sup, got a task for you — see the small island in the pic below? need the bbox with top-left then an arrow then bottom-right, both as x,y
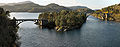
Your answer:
38,10 -> 87,31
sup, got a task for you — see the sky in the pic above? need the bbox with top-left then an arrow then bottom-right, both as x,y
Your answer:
0,0 -> 120,9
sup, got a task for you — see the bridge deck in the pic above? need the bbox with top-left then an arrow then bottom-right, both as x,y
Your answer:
16,19 -> 39,21
15,19 -> 47,21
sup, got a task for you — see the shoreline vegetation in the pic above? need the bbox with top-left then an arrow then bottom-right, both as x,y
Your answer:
0,8 -> 19,47
91,3 -> 120,22
38,10 -> 87,31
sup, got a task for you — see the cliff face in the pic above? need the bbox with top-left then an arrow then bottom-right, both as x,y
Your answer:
0,8 -> 18,47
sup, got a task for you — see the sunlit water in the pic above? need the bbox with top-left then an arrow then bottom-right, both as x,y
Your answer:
10,12 -> 120,47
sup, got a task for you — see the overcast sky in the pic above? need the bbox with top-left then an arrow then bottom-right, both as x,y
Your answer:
0,0 -> 120,9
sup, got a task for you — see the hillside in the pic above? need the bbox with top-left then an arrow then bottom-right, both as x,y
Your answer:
68,6 -> 93,13
0,1 -> 92,13
76,8 -> 94,13
0,1 -> 44,12
69,6 -> 88,10
92,3 -> 120,22
0,1 -> 71,12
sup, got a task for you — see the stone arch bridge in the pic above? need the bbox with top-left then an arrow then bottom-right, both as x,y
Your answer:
10,18 -> 48,26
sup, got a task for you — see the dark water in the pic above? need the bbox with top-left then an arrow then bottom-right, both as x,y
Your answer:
10,12 -> 120,47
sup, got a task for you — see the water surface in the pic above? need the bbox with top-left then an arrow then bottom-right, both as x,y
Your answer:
10,12 -> 120,47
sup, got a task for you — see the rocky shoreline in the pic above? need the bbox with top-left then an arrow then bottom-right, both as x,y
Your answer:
55,19 -> 86,32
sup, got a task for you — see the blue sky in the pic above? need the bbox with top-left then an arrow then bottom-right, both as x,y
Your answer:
0,0 -> 120,9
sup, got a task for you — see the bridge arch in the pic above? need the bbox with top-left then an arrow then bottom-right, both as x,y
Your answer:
10,18 -> 48,26
16,19 -> 40,26
16,20 -> 38,26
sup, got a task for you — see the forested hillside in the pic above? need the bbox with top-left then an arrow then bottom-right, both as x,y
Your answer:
92,4 -> 120,22
0,7 -> 18,47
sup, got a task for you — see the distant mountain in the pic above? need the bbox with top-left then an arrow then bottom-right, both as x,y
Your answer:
0,1 -> 34,6
0,1 -> 71,12
0,3 -> 6,6
0,1 -> 43,12
69,6 -> 88,10
44,3 -> 71,12
0,1 -> 91,13
46,3 -> 59,7
17,1 -> 34,4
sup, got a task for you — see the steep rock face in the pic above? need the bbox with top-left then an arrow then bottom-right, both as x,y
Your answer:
0,8 -> 18,47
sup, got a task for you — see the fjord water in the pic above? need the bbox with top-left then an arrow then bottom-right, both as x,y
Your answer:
10,12 -> 120,47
